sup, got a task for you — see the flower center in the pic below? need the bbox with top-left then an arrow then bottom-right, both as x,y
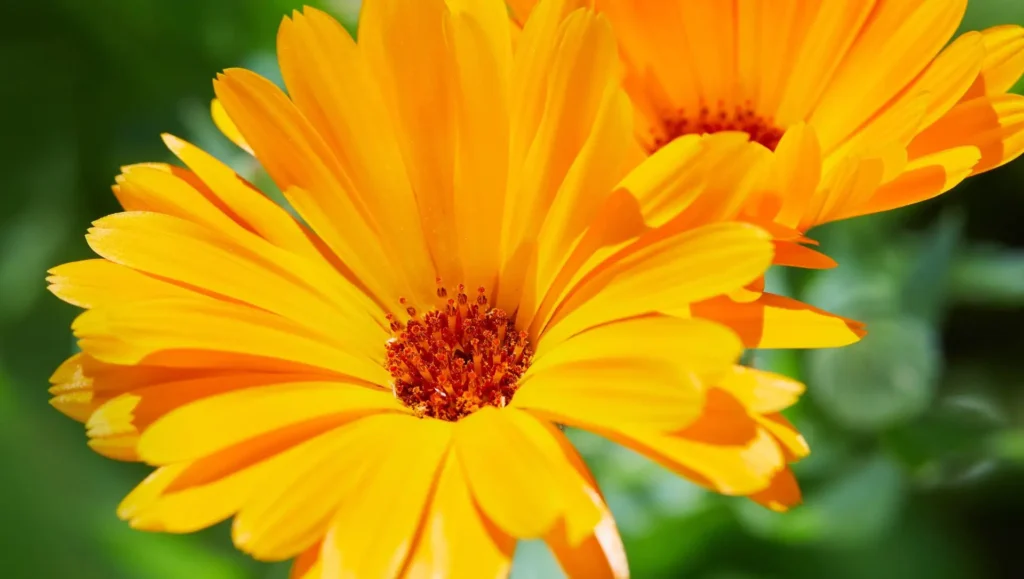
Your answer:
385,282 -> 533,422
651,100 -> 785,152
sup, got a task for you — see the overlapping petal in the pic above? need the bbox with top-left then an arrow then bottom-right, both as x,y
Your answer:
44,1 -> 835,577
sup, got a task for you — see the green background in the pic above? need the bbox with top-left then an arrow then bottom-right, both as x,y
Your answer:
2,1 -> 1023,577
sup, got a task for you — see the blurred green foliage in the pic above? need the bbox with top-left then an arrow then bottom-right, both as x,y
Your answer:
1,1 -> 1023,578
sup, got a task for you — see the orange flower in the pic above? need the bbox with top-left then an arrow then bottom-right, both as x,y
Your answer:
49,1 -> 819,577
509,0 -> 1024,232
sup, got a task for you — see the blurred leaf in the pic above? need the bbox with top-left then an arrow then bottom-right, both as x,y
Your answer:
900,210 -> 964,324
622,505 -> 734,578
886,392 -> 1006,489
99,523 -> 249,579
808,317 -> 941,432
990,429 -> 1024,464
786,410 -> 856,481
734,455 -> 905,548
800,263 -> 902,324
948,245 -> 1024,306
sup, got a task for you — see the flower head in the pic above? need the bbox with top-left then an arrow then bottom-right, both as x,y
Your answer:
510,0 -> 1024,230
50,1 -> 813,576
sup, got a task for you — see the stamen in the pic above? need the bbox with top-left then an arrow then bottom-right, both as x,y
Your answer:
386,283 -> 532,422
652,99 -> 785,152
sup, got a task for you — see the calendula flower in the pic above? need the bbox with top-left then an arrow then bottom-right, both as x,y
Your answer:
48,1 -> 816,577
508,0 -> 1022,353
510,0 -> 1024,229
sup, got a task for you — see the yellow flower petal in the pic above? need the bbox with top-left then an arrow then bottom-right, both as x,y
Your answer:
137,382 -> 404,465
402,450 -> 515,579
112,163 -> 247,232
500,3 -> 622,314
118,460 -> 261,533
120,419 -> 357,533
541,426 -> 629,579
515,317 -> 740,431
48,259 -> 194,310
888,31 -> 985,130
692,292 -> 865,349
613,134 -> 706,227
718,366 -> 805,414
320,415 -> 452,579
909,93 -> 1024,176
749,467 -> 802,513
810,0 -> 967,152
86,211 -> 385,358
358,0 -> 463,287
211,98 -> 252,154
214,68 -> 410,308
72,297 -> 388,383
234,414 -> 447,561
86,372 -> 326,458
771,123 -> 823,228
161,133 -> 322,260
840,146 -> 980,219
772,0 -> 878,126
47,353 -> 96,421
605,426 -> 784,496
964,25 -> 1024,98
525,134 -> 769,339
541,222 -> 773,349
290,543 -> 324,579
546,488 -> 629,579
758,413 -> 810,461
455,407 -> 599,540
276,9 -> 437,304
448,0 -> 514,292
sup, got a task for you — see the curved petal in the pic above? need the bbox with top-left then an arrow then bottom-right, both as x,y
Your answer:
759,413 -> 810,462
48,352 -> 220,429
358,0 -> 464,287
448,0 -> 514,292
48,259 -> 194,310
718,366 -> 805,414
602,425 -> 784,496
137,383 -> 406,464
72,297 -> 388,384
835,146 -> 980,219
85,372 -> 329,460
455,407 -> 600,540
541,425 -> 629,579
161,134 -> 322,260
118,417 -> 371,533
962,25 -> 1024,99
234,415 -> 450,563
515,317 -> 741,431
276,8 -> 437,303
908,93 -> 1024,176
86,212 -> 385,355
691,292 -> 865,349
810,0 -> 967,152
499,2 -> 623,314
211,98 -> 252,154
401,450 -> 515,579
540,222 -> 773,349
749,467 -> 802,512
320,416 -> 452,579
214,68 -> 411,308
289,542 -> 323,579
